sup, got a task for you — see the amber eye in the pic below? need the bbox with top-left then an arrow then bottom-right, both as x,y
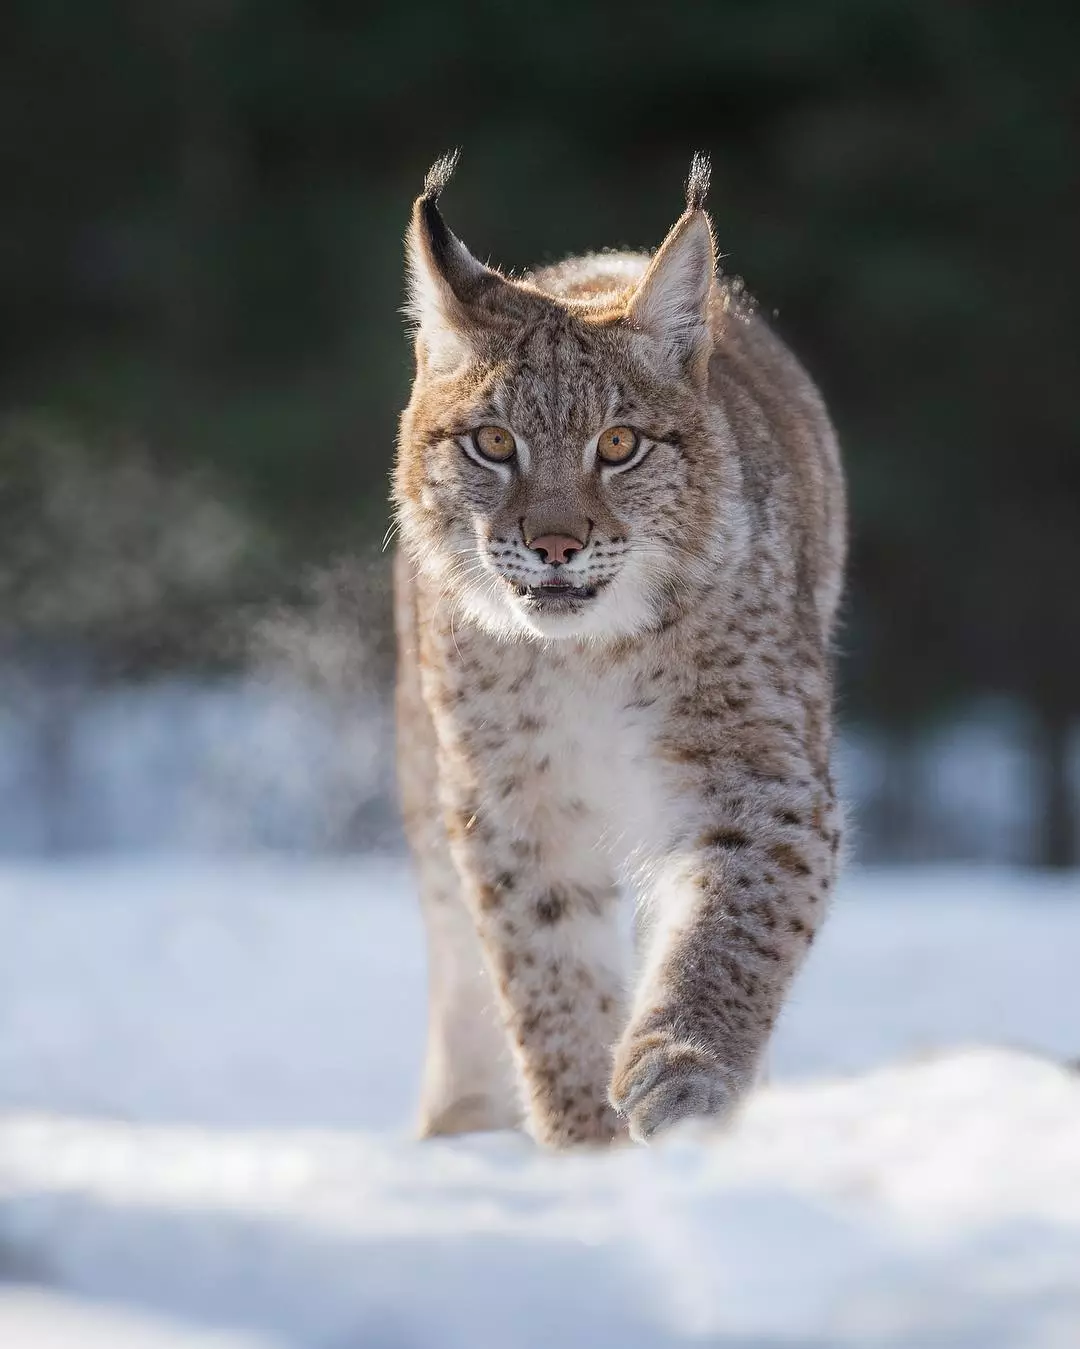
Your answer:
472,425 -> 517,462
596,425 -> 640,465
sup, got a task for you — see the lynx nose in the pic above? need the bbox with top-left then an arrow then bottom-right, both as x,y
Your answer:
526,533 -> 585,566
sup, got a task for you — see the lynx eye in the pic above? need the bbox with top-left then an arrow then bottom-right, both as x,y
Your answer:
471,425 -> 517,462
596,425 -> 640,466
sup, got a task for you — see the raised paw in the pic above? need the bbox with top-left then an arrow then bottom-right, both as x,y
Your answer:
609,1032 -> 738,1143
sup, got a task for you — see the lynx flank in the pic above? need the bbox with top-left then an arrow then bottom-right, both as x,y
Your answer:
393,153 -> 845,1147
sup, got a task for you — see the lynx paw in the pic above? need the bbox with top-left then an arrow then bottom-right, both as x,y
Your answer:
609,1034 -> 736,1144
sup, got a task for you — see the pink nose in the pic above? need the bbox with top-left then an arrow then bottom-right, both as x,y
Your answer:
528,533 -> 585,566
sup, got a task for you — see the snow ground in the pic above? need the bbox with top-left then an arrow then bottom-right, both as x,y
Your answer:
0,859 -> 1078,1348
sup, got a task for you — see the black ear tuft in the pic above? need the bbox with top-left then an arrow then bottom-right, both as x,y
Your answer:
418,151 -> 462,274
685,152 -> 711,213
423,149 -> 461,203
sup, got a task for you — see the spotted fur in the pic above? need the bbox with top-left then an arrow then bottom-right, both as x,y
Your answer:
393,154 -> 846,1147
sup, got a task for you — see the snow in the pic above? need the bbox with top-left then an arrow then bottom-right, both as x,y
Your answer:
1,859 -> 1078,1347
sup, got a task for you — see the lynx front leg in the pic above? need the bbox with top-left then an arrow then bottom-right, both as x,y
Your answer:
416,839 -> 522,1138
397,563 -> 519,1139
402,756 -> 520,1138
611,775 -> 841,1142
446,806 -> 628,1148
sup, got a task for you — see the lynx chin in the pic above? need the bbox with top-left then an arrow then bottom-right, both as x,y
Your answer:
393,152 -> 846,1147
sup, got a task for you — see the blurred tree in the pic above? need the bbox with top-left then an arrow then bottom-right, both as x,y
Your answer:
0,416 -> 271,847
0,417 -> 265,671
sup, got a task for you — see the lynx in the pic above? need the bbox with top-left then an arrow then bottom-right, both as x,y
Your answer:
393,153 -> 845,1147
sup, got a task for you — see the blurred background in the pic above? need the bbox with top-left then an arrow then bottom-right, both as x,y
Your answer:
2,6 -> 1080,1347
2,0 -> 1078,866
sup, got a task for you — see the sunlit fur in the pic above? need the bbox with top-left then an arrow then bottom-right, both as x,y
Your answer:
394,156 -> 847,1148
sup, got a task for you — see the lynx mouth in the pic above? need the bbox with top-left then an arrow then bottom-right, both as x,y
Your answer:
511,578 -> 606,607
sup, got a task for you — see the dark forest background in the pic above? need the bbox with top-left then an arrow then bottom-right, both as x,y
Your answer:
2,0 -> 1078,864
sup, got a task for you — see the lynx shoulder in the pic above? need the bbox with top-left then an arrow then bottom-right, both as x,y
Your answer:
393,153 -> 846,1147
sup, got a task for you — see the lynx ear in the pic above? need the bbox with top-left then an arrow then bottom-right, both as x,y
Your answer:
406,151 -> 506,373
627,153 -> 716,381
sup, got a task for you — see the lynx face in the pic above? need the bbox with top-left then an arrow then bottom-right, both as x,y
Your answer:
395,157 -> 732,642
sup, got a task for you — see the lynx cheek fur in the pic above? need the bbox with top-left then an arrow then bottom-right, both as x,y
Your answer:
393,152 -> 846,1147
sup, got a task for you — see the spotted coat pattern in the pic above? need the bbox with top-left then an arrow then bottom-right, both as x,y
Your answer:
394,157 -> 846,1147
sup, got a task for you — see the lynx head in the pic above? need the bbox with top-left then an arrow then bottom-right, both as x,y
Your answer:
394,152 -> 733,643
